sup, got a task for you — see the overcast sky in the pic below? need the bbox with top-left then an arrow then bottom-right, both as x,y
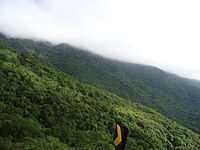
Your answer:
1,0 -> 200,80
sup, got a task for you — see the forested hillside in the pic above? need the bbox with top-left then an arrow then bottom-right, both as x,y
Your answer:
1,44 -> 200,149
1,34 -> 200,134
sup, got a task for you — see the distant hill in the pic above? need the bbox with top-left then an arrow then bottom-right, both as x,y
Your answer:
1,43 -> 200,149
1,34 -> 200,134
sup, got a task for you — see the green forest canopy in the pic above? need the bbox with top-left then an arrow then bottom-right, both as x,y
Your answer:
0,44 -> 200,149
0,36 -> 200,134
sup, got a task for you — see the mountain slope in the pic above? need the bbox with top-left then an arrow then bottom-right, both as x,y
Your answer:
1,44 -> 200,149
1,35 -> 200,134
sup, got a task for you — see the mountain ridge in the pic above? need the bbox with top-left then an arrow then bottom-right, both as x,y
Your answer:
0,34 -> 200,134
0,43 -> 200,149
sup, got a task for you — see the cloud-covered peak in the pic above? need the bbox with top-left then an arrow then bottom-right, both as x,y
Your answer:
1,0 -> 200,80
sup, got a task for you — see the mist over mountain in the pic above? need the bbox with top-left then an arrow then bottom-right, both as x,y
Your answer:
0,37 -> 200,149
1,1 -> 200,149
1,0 -> 200,80
1,34 -> 200,135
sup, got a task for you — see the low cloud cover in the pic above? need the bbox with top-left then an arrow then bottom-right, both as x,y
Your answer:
1,0 -> 200,80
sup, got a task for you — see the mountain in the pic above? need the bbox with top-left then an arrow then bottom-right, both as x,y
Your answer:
1,42 -> 200,149
0,35 -> 200,134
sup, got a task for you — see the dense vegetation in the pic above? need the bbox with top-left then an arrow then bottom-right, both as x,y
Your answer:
1,34 -> 200,134
0,44 -> 200,149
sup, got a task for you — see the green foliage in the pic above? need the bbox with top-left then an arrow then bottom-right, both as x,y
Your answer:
1,36 -> 200,134
0,136 -> 68,150
16,136 -> 68,150
0,43 -> 200,149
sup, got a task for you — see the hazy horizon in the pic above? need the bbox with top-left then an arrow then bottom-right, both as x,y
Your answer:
1,0 -> 200,80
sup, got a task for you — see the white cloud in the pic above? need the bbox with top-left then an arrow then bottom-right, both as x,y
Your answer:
1,0 -> 200,80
